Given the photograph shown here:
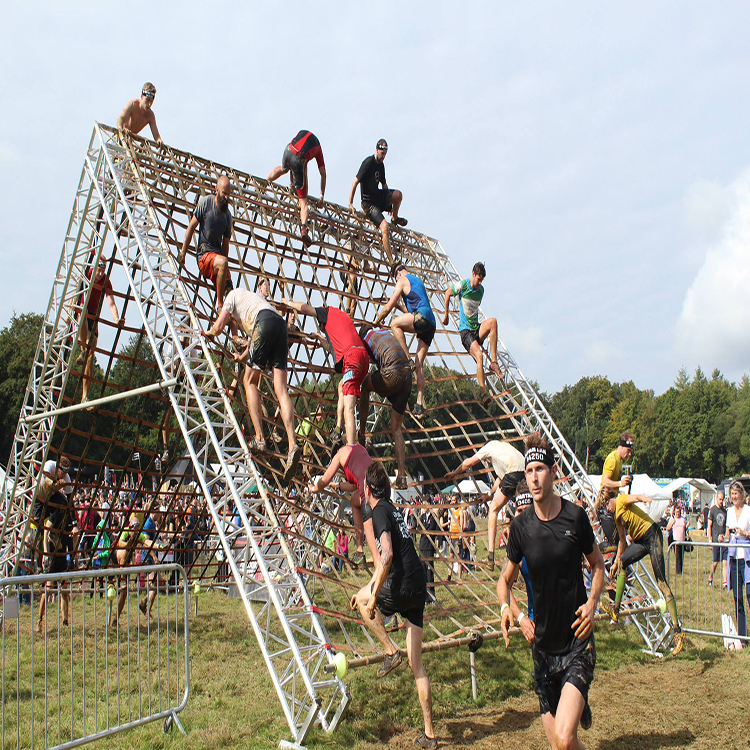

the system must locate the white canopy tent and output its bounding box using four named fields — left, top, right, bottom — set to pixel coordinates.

left=588, top=473, right=672, bottom=522
left=453, top=478, right=491, bottom=496
left=661, top=477, right=716, bottom=510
